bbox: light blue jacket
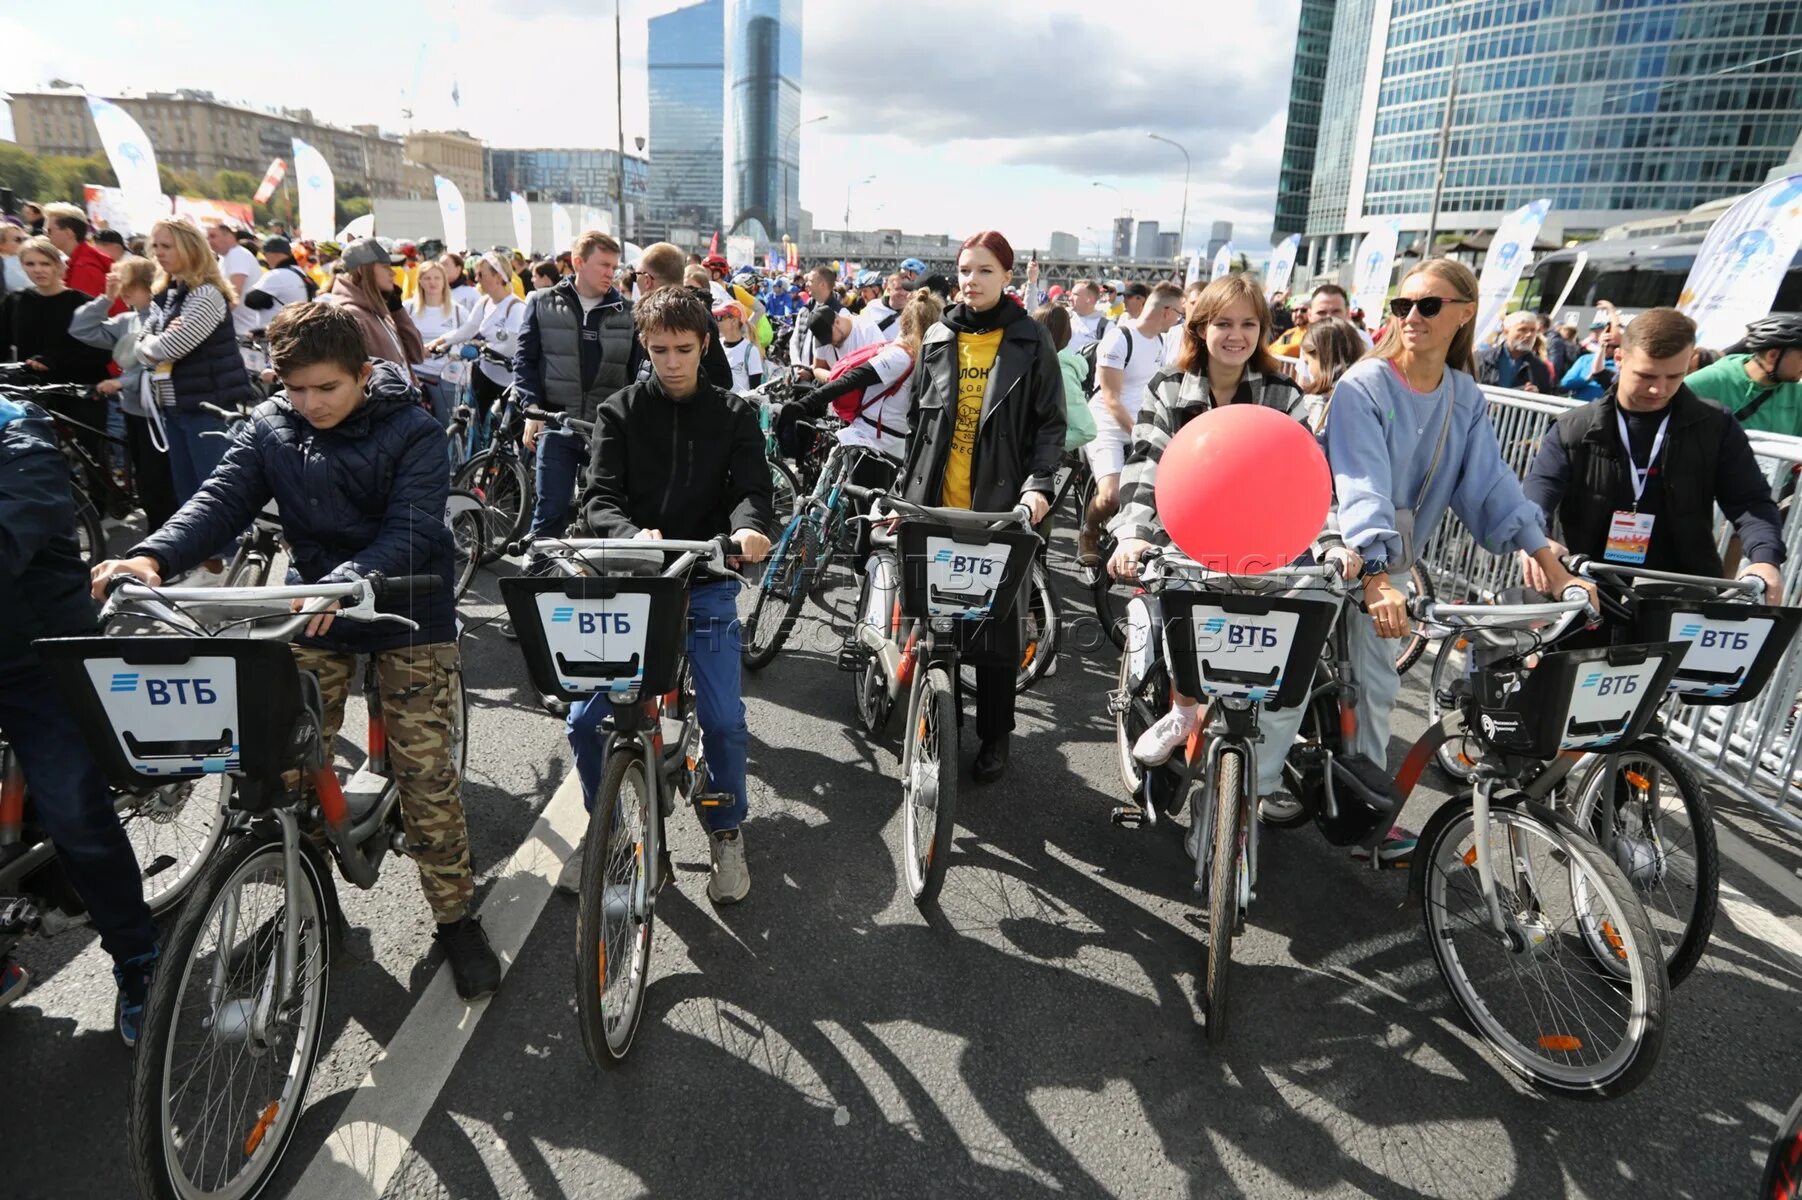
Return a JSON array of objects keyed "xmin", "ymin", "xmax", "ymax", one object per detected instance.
[
  {"xmin": 1325, "ymin": 357, "xmax": 1547, "ymax": 568},
  {"xmin": 68, "ymin": 295, "xmax": 152, "ymax": 415}
]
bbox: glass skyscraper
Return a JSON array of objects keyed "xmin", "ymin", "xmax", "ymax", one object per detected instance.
[
  {"xmin": 724, "ymin": 0, "xmax": 803, "ymax": 240},
  {"xmin": 648, "ymin": 0, "xmax": 725, "ymax": 236},
  {"xmin": 1282, "ymin": 0, "xmax": 1802, "ymax": 273},
  {"xmin": 1273, "ymin": 0, "xmax": 1335, "ymax": 238}
]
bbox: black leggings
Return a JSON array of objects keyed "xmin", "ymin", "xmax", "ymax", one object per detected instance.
[{"xmin": 124, "ymin": 412, "xmax": 179, "ymax": 534}]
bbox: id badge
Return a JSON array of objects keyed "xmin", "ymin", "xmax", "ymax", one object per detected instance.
[{"xmin": 1604, "ymin": 510, "xmax": 1654, "ymax": 564}]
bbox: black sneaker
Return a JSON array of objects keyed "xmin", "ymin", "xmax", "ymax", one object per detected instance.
[
  {"xmin": 434, "ymin": 915, "xmax": 501, "ymax": 1001},
  {"xmin": 539, "ymin": 693, "xmax": 568, "ymax": 717},
  {"xmin": 114, "ymin": 945, "xmax": 160, "ymax": 1048},
  {"xmin": 972, "ymin": 736, "xmax": 1010, "ymax": 784}
]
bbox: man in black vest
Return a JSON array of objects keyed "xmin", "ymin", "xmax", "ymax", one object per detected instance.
[
  {"xmin": 516, "ymin": 230, "xmax": 640, "ymax": 542},
  {"xmin": 1522, "ymin": 307, "xmax": 1785, "ymax": 605}
]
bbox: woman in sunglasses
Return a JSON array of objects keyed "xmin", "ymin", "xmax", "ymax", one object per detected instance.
[{"xmin": 1322, "ymin": 258, "xmax": 1593, "ymax": 863}]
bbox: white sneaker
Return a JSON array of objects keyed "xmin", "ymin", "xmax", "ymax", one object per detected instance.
[
  {"xmin": 1258, "ymin": 792, "xmax": 1306, "ymax": 823},
  {"xmin": 707, "ymin": 829, "xmax": 750, "ymax": 905},
  {"xmin": 1133, "ymin": 705, "xmax": 1199, "ymax": 767},
  {"xmin": 554, "ymin": 835, "xmax": 585, "ymax": 895}
]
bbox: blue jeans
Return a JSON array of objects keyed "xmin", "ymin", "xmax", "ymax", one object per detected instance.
[
  {"xmin": 528, "ymin": 425, "xmax": 587, "ymax": 540},
  {"xmin": 164, "ymin": 407, "xmax": 230, "ymax": 505},
  {"xmin": 0, "ymin": 658, "xmax": 157, "ymax": 967},
  {"xmin": 566, "ymin": 580, "xmax": 748, "ymax": 831}
]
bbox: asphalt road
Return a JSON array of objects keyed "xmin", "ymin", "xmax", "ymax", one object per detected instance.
[{"xmin": 11, "ymin": 535, "xmax": 1802, "ymax": 1199}]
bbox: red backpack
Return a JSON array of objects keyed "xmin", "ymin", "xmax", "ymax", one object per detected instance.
[{"xmin": 826, "ymin": 342, "xmax": 911, "ymax": 431}]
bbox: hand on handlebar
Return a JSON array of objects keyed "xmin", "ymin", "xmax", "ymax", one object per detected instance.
[
  {"xmin": 1322, "ymin": 545, "xmax": 1363, "ymax": 581},
  {"xmin": 1520, "ymin": 539, "xmax": 1566, "ymax": 593},
  {"xmin": 1531, "ymin": 546, "xmax": 1597, "ymax": 616},
  {"xmin": 729, "ymin": 528, "xmax": 771, "ymax": 567},
  {"xmin": 1020, "ymin": 490, "xmax": 1051, "ymax": 527},
  {"xmin": 1743, "ymin": 561, "xmax": 1784, "ymax": 606},
  {"xmin": 1109, "ymin": 537, "xmax": 1152, "ymax": 581},
  {"xmin": 90, "ymin": 555, "xmax": 162, "ymax": 600},
  {"xmin": 292, "ymin": 598, "xmax": 339, "ymax": 639},
  {"xmin": 522, "ymin": 418, "xmax": 543, "ymax": 452}
]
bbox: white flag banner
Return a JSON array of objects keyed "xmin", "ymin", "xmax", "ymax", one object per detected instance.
[
  {"xmin": 336, "ymin": 214, "xmax": 375, "ymax": 242},
  {"xmin": 726, "ymin": 235, "xmax": 755, "ymax": 269},
  {"xmin": 1472, "ymin": 198, "xmax": 1552, "ymax": 347},
  {"xmin": 1549, "ymin": 249, "xmax": 1589, "ymax": 324},
  {"xmin": 1184, "ymin": 251, "xmax": 1203, "ymax": 287},
  {"xmin": 1679, "ymin": 174, "xmax": 1802, "ymax": 350},
  {"xmin": 1211, "ymin": 243, "xmax": 1234, "ymax": 281},
  {"xmin": 1264, "ymin": 234, "xmax": 1301, "ymax": 302},
  {"xmin": 291, "ymin": 138, "xmax": 335, "ymax": 244},
  {"xmin": 552, "ymin": 205, "xmax": 574, "ymax": 253},
  {"xmin": 434, "ymin": 176, "xmax": 467, "ymax": 253},
  {"xmin": 1351, "ymin": 218, "xmax": 1402, "ymax": 330},
  {"xmin": 85, "ymin": 96, "xmax": 165, "ymax": 235},
  {"xmin": 509, "ymin": 192, "xmax": 533, "ymax": 254}
]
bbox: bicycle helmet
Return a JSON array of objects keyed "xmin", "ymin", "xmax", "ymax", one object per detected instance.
[
  {"xmin": 900, "ymin": 257, "xmax": 926, "ymax": 275},
  {"xmin": 1742, "ymin": 314, "xmax": 1802, "ymax": 352},
  {"xmin": 854, "ymin": 269, "xmax": 881, "ymax": 288}
]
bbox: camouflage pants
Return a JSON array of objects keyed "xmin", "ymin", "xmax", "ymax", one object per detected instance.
[{"xmin": 291, "ymin": 642, "xmax": 473, "ymax": 923}]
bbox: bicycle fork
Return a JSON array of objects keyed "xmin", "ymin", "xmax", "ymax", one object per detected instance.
[{"xmin": 205, "ymin": 809, "xmax": 308, "ymax": 1053}]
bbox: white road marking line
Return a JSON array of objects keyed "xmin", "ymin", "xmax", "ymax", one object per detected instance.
[
  {"xmin": 289, "ymin": 772, "xmax": 588, "ymax": 1200},
  {"xmin": 1715, "ymin": 822, "xmax": 1802, "ymax": 911}
]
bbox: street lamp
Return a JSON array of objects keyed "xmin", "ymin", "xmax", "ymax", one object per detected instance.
[
  {"xmin": 1147, "ymin": 132, "xmax": 1191, "ymax": 256},
  {"xmin": 845, "ymin": 174, "xmax": 876, "ymax": 250},
  {"xmin": 782, "ymin": 114, "xmax": 828, "ymax": 241}
]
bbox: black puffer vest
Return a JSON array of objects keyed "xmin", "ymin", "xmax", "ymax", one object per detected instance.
[
  {"xmin": 1552, "ymin": 386, "xmax": 1727, "ymax": 576},
  {"xmin": 531, "ymin": 280, "xmax": 635, "ymax": 423},
  {"xmin": 154, "ymin": 283, "xmax": 255, "ymax": 413}
]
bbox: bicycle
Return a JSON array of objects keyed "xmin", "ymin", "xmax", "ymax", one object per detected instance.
[
  {"xmin": 1, "ymin": 380, "xmax": 121, "ymax": 564},
  {"xmin": 451, "ymin": 351, "xmax": 535, "ymax": 564},
  {"xmin": 1289, "ymin": 589, "xmax": 1680, "ymax": 1096},
  {"xmin": 501, "ymin": 534, "xmax": 741, "ymax": 1065},
  {"xmin": 742, "ymin": 439, "xmax": 895, "ymax": 670},
  {"xmin": 54, "ymin": 573, "xmax": 463, "ymax": 1200},
  {"xmin": 838, "ymin": 489, "xmax": 1040, "ymax": 904},
  {"xmin": 742, "ymin": 377, "xmax": 805, "ymax": 518},
  {"xmin": 1424, "ymin": 559, "xmax": 1801, "ymax": 985},
  {"xmin": 1116, "ymin": 551, "xmax": 1344, "ymax": 1040}
]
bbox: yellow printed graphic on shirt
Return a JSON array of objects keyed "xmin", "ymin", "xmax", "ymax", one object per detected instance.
[{"xmin": 940, "ymin": 328, "xmax": 1004, "ymax": 509}]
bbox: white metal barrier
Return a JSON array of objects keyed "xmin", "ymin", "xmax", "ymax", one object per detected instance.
[{"xmin": 1419, "ymin": 384, "xmax": 1802, "ymax": 833}]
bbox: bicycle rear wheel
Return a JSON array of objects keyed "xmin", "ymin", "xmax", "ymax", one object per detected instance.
[
  {"xmin": 70, "ymin": 480, "xmax": 105, "ymax": 568},
  {"xmin": 1569, "ymin": 739, "xmax": 1716, "ymax": 987},
  {"xmin": 447, "ymin": 489, "xmax": 486, "ymax": 601},
  {"xmin": 1115, "ymin": 656, "xmax": 1187, "ymax": 817},
  {"xmin": 1419, "ymin": 796, "xmax": 1668, "ymax": 1098},
  {"xmin": 1203, "ymin": 749, "xmax": 1246, "ymax": 1045},
  {"xmin": 453, "ymin": 450, "xmax": 531, "ymax": 563},
  {"xmin": 1427, "ymin": 635, "xmax": 1483, "ymax": 782},
  {"xmin": 119, "ymin": 777, "xmax": 230, "ymax": 916},
  {"xmin": 770, "ymin": 457, "xmax": 803, "ymax": 519},
  {"xmin": 129, "ymin": 831, "xmax": 332, "ymax": 1200},
  {"xmin": 1015, "ymin": 560, "xmax": 1060, "ymax": 692},
  {"xmin": 741, "ymin": 521, "xmax": 816, "ymax": 670},
  {"xmin": 576, "ymin": 747, "xmax": 656, "ymax": 1067},
  {"xmin": 902, "ymin": 667, "xmax": 958, "ymax": 905},
  {"xmin": 1394, "ymin": 563, "xmax": 1435, "ymax": 675}
]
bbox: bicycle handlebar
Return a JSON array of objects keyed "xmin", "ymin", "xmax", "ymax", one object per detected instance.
[
  {"xmin": 101, "ymin": 573, "xmax": 434, "ymax": 638},
  {"xmin": 1570, "ymin": 555, "xmax": 1765, "ymax": 600},
  {"xmin": 199, "ymin": 401, "xmax": 249, "ymax": 424},
  {"xmin": 843, "ymin": 486, "xmax": 1032, "ymax": 531},
  {"xmin": 518, "ymin": 408, "xmax": 596, "ymax": 435},
  {"xmin": 1416, "ymin": 587, "xmax": 1593, "ymax": 644},
  {"xmin": 511, "ymin": 535, "xmax": 742, "ymax": 579},
  {"xmin": 1139, "ymin": 548, "xmax": 1347, "ymax": 588}
]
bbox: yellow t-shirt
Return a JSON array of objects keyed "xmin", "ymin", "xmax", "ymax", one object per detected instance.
[
  {"xmin": 940, "ymin": 328, "xmax": 1004, "ymax": 509},
  {"xmin": 1270, "ymin": 325, "xmax": 1305, "ymax": 358}
]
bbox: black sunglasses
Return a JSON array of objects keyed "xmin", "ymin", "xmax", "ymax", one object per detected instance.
[{"xmin": 1388, "ymin": 295, "xmax": 1469, "ymax": 319}]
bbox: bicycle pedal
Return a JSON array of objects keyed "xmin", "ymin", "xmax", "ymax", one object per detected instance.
[
  {"xmin": 1110, "ymin": 804, "xmax": 1147, "ymax": 829},
  {"xmin": 0, "ymin": 896, "xmax": 42, "ymax": 936},
  {"xmin": 836, "ymin": 643, "xmax": 871, "ymax": 672},
  {"xmin": 1105, "ymin": 689, "xmax": 1131, "ymax": 717},
  {"xmin": 692, "ymin": 791, "xmax": 735, "ymax": 810}
]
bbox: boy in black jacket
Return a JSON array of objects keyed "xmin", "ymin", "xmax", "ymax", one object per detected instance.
[{"xmin": 561, "ymin": 287, "xmax": 774, "ymax": 903}]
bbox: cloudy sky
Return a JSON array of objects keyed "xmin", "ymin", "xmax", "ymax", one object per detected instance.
[{"xmin": 2, "ymin": 0, "xmax": 1301, "ymax": 254}]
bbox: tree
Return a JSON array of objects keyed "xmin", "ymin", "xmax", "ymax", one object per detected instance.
[
  {"xmin": 211, "ymin": 170, "xmax": 261, "ymax": 202},
  {"xmin": 0, "ymin": 144, "xmax": 49, "ymax": 205},
  {"xmin": 37, "ymin": 154, "xmax": 115, "ymax": 204},
  {"xmin": 336, "ymin": 195, "xmax": 373, "ymax": 227}
]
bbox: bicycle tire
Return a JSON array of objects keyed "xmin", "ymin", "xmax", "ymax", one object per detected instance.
[
  {"xmin": 118, "ymin": 777, "xmax": 231, "ymax": 916},
  {"xmin": 1204, "ymin": 749, "xmax": 1246, "ymax": 1045},
  {"xmin": 1568, "ymin": 738, "xmax": 1717, "ymax": 988},
  {"xmin": 1115, "ymin": 657, "xmax": 1186, "ymax": 817},
  {"xmin": 129, "ymin": 831, "xmax": 333, "ymax": 1200},
  {"xmin": 445, "ymin": 419, "xmax": 472, "ymax": 476},
  {"xmin": 576, "ymin": 746, "xmax": 656, "ymax": 1067},
  {"xmin": 448, "ymin": 489, "xmax": 486, "ymax": 601},
  {"xmin": 770, "ymin": 457, "xmax": 803, "ymax": 519},
  {"xmin": 224, "ymin": 549, "xmax": 273, "ymax": 590},
  {"xmin": 1419, "ymin": 796, "xmax": 1668, "ymax": 1098},
  {"xmin": 852, "ymin": 569, "xmax": 895, "ymax": 737},
  {"xmin": 1394, "ymin": 563, "xmax": 1436, "ymax": 675},
  {"xmin": 453, "ymin": 450, "xmax": 531, "ymax": 564},
  {"xmin": 741, "ymin": 520, "xmax": 816, "ymax": 670},
  {"xmin": 1427, "ymin": 635, "xmax": 1483, "ymax": 782},
  {"xmin": 70, "ymin": 480, "xmax": 105, "ymax": 568},
  {"xmin": 1763, "ymin": 1088, "xmax": 1802, "ymax": 1200},
  {"xmin": 1015, "ymin": 560, "xmax": 1060, "ymax": 693},
  {"xmin": 903, "ymin": 667, "xmax": 958, "ymax": 905}
]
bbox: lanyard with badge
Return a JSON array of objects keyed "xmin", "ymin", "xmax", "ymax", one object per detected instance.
[{"xmin": 1604, "ymin": 409, "xmax": 1669, "ymax": 564}]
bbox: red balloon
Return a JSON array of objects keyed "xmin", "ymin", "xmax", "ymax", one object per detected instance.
[{"xmin": 1152, "ymin": 404, "xmax": 1332, "ymax": 573}]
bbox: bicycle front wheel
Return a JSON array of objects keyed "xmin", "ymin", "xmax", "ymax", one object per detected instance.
[
  {"xmin": 70, "ymin": 480, "xmax": 105, "ymax": 568},
  {"xmin": 741, "ymin": 520, "xmax": 816, "ymax": 670},
  {"xmin": 902, "ymin": 667, "xmax": 958, "ymax": 905},
  {"xmin": 129, "ymin": 831, "xmax": 333, "ymax": 1200},
  {"xmin": 1420, "ymin": 798, "xmax": 1668, "ymax": 1098},
  {"xmin": 1569, "ymin": 739, "xmax": 1716, "ymax": 987},
  {"xmin": 448, "ymin": 488, "xmax": 486, "ymax": 601},
  {"xmin": 770, "ymin": 457, "xmax": 803, "ymax": 519},
  {"xmin": 576, "ymin": 746, "xmax": 657, "ymax": 1067},
  {"xmin": 453, "ymin": 450, "xmax": 531, "ymax": 563},
  {"xmin": 1203, "ymin": 749, "xmax": 1246, "ymax": 1045}
]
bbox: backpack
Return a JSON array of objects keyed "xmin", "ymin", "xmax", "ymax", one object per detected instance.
[
  {"xmin": 826, "ymin": 342, "xmax": 910, "ymax": 431},
  {"xmin": 1079, "ymin": 321, "xmax": 1130, "ymax": 398}
]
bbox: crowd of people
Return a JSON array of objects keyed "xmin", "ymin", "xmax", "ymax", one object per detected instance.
[{"xmin": 2, "ymin": 200, "xmax": 1800, "ymax": 1050}]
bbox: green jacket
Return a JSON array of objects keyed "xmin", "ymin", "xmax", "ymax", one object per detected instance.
[{"xmin": 1685, "ymin": 353, "xmax": 1802, "ymax": 438}]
